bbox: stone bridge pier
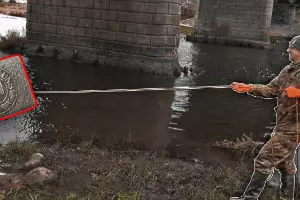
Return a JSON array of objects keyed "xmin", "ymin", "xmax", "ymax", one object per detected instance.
[
  {"xmin": 194, "ymin": 0, "xmax": 274, "ymax": 48},
  {"xmin": 26, "ymin": 0, "xmax": 181, "ymax": 75}
]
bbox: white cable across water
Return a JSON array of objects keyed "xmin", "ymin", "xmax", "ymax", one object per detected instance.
[{"xmin": 34, "ymin": 85, "xmax": 232, "ymax": 94}]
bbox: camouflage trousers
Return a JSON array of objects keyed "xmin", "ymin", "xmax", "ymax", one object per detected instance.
[{"xmin": 254, "ymin": 131, "xmax": 299, "ymax": 175}]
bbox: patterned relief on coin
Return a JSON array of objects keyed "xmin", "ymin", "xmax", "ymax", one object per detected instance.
[{"xmin": 0, "ymin": 68, "xmax": 17, "ymax": 115}]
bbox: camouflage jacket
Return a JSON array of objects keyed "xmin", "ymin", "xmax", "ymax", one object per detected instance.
[{"xmin": 248, "ymin": 60, "xmax": 300, "ymax": 133}]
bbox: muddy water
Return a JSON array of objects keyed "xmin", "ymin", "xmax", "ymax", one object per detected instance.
[
  {"xmin": 0, "ymin": 14, "xmax": 293, "ymax": 162},
  {"xmin": 0, "ymin": 38, "xmax": 291, "ymax": 164}
]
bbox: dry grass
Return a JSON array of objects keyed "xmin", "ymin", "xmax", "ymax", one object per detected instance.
[
  {"xmin": 212, "ymin": 133, "xmax": 264, "ymax": 159},
  {"xmin": 0, "ymin": 2, "xmax": 26, "ymax": 17},
  {"xmin": 0, "ymin": 29, "xmax": 26, "ymax": 51},
  {"xmin": 0, "ymin": 137, "xmax": 278, "ymax": 200}
]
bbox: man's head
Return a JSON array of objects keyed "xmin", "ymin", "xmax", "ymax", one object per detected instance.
[{"xmin": 288, "ymin": 35, "xmax": 300, "ymax": 62}]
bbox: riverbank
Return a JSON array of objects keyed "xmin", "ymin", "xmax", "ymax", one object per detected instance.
[
  {"xmin": 0, "ymin": 136, "xmax": 278, "ymax": 200},
  {"xmin": 0, "ymin": 29, "xmax": 25, "ymax": 52},
  {"xmin": 0, "ymin": 2, "xmax": 26, "ymax": 17}
]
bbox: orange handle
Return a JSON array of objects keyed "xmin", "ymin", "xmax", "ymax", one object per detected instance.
[{"xmin": 231, "ymin": 82, "xmax": 251, "ymax": 93}]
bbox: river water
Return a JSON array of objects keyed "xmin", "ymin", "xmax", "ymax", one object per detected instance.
[{"xmin": 0, "ymin": 15, "xmax": 292, "ymax": 164}]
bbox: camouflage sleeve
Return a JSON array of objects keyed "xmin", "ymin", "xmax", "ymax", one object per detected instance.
[
  {"xmin": 246, "ymin": 65, "xmax": 290, "ymax": 98},
  {"xmin": 247, "ymin": 76, "xmax": 279, "ymax": 98}
]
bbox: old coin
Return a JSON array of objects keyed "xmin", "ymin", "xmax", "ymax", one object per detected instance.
[{"xmin": 0, "ymin": 55, "xmax": 37, "ymax": 119}]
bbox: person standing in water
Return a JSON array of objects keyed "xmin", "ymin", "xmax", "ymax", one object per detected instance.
[{"xmin": 230, "ymin": 35, "xmax": 300, "ymax": 200}]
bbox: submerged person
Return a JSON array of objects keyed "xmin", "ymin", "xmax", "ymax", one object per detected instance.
[{"xmin": 230, "ymin": 35, "xmax": 300, "ymax": 200}]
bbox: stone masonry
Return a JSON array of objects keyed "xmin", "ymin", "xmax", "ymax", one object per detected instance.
[
  {"xmin": 26, "ymin": 0, "xmax": 181, "ymax": 75},
  {"xmin": 194, "ymin": 0, "xmax": 274, "ymax": 48}
]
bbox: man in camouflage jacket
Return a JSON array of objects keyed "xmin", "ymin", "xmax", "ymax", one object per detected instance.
[{"xmin": 230, "ymin": 35, "xmax": 300, "ymax": 200}]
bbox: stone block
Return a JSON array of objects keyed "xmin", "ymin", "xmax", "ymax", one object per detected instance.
[
  {"xmin": 63, "ymin": 17, "xmax": 78, "ymax": 26},
  {"xmin": 144, "ymin": 3, "xmax": 168, "ymax": 14},
  {"xmin": 151, "ymin": 36, "xmax": 167, "ymax": 47},
  {"xmin": 166, "ymin": 36, "xmax": 178, "ymax": 47},
  {"xmin": 31, "ymin": 23, "xmax": 44, "ymax": 32},
  {"xmin": 117, "ymin": 32, "xmax": 150, "ymax": 45},
  {"xmin": 51, "ymin": 0, "xmax": 65, "ymax": 6},
  {"xmin": 65, "ymin": 0, "xmax": 93, "ymax": 8},
  {"xmin": 94, "ymin": 0, "xmax": 109, "ymax": 10},
  {"xmin": 44, "ymin": 0, "xmax": 51, "ymax": 5},
  {"xmin": 57, "ymin": 26, "xmax": 72, "ymax": 35},
  {"xmin": 94, "ymin": 20, "xmax": 108, "ymax": 29},
  {"xmin": 27, "ymin": 14, "xmax": 38, "ymax": 22},
  {"xmin": 44, "ymin": 6, "xmax": 58, "ymax": 15},
  {"xmin": 98, "ymin": 30, "xmax": 117, "ymax": 41},
  {"xmin": 31, "ymin": 5, "xmax": 43, "ymax": 14},
  {"xmin": 77, "ymin": 37, "xmax": 93, "ymax": 47},
  {"xmin": 107, "ymin": 41, "xmax": 141, "ymax": 54},
  {"xmin": 37, "ymin": 14, "xmax": 51, "ymax": 24},
  {"xmin": 79, "ymin": 0, "xmax": 94, "ymax": 8},
  {"xmin": 126, "ymin": 2, "xmax": 144, "ymax": 12},
  {"xmin": 84, "ymin": 29, "xmax": 94, "ymax": 37},
  {"xmin": 44, "ymin": 24, "xmax": 57, "ymax": 33},
  {"xmin": 142, "ymin": 24, "xmax": 168, "ymax": 35},
  {"xmin": 89, "ymin": 10, "xmax": 101, "ymax": 19},
  {"xmin": 152, "ymin": 14, "xmax": 180, "ymax": 25},
  {"xmin": 117, "ymin": 12, "xmax": 130, "ymax": 22},
  {"xmin": 167, "ymin": 26, "xmax": 179, "ymax": 36},
  {"xmin": 71, "ymin": 8, "xmax": 86, "ymax": 18},
  {"xmin": 71, "ymin": 27, "xmax": 85, "ymax": 37},
  {"xmin": 78, "ymin": 19, "xmax": 93, "ymax": 28},
  {"xmin": 168, "ymin": 3, "xmax": 181, "ymax": 15},
  {"xmin": 110, "ymin": 0, "xmax": 126, "ymax": 11},
  {"xmin": 126, "ymin": 23, "xmax": 143, "ymax": 34},
  {"xmin": 131, "ymin": 13, "xmax": 152, "ymax": 24},
  {"xmin": 50, "ymin": 34, "xmax": 77, "ymax": 46},
  {"xmin": 90, "ymin": 39, "xmax": 107, "ymax": 50},
  {"xmin": 141, "ymin": 46, "xmax": 167, "ymax": 57},
  {"xmin": 102, "ymin": 10, "xmax": 118, "ymax": 21},
  {"xmin": 107, "ymin": 22, "xmax": 126, "ymax": 32},
  {"xmin": 58, "ymin": 7, "xmax": 71, "ymax": 16},
  {"xmin": 27, "ymin": 31, "xmax": 49, "ymax": 42},
  {"xmin": 51, "ymin": 16, "xmax": 64, "ymax": 25}
]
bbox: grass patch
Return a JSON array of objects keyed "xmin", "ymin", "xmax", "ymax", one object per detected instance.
[
  {"xmin": 0, "ymin": 29, "xmax": 26, "ymax": 51},
  {"xmin": 212, "ymin": 133, "xmax": 264, "ymax": 159},
  {"xmin": 0, "ymin": 138, "xmax": 278, "ymax": 200},
  {"xmin": 0, "ymin": 140, "xmax": 40, "ymax": 163}
]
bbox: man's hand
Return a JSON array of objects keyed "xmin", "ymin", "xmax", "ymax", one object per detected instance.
[
  {"xmin": 285, "ymin": 86, "xmax": 300, "ymax": 98},
  {"xmin": 231, "ymin": 82, "xmax": 252, "ymax": 93}
]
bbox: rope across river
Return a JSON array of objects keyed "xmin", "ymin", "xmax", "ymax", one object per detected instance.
[{"xmin": 34, "ymin": 85, "xmax": 232, "ymax": 94}]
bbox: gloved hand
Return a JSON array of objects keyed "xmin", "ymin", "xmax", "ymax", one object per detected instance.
[
  {"xmin": 231, "ymin": 82, "xmax": 252, "ymax": 93},
  {"xmin": 285, "ymin": 86, "xmax": 300, "ymax": 98}
]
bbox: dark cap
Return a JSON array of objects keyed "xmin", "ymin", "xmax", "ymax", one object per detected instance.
[{"xmin": 289, "ymin": 35, "xmax": 300, "ymax": 50}]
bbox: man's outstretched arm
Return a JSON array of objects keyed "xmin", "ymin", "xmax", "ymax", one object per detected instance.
[
  {"xmin": 231, "ymin": 65, "xmax": 290, "ymax": 98},
  {"xmin": 231, "ymin": 76, "xmax": 279, "ymax": 99},
  {"xmin": 248, "ymin": 76, "xmax": 280, "ymax": 98}
]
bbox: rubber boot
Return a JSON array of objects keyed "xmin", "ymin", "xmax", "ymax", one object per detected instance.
[
  {"xmin": 280, "ymin": 172, "xmax": 295, "ymax": 200},
  {"xmin": 230, "ymin": 171, "xmax": 269, "ymax": 200}
]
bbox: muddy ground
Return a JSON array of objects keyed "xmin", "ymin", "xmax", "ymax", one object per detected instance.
[{"xmin": 0, "ymin": 136, "xmax": 280, "ymax": 200}]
